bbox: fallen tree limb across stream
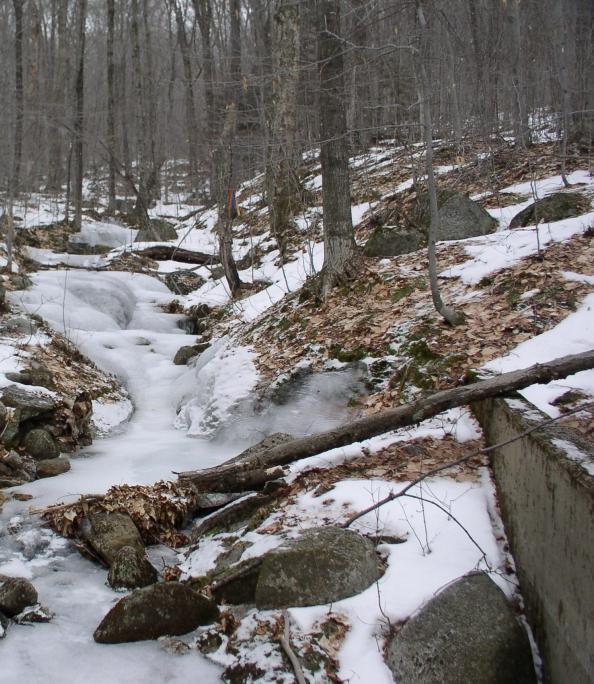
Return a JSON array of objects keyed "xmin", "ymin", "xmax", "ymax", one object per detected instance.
[
  {"xmin": 134, "ymin": 245, "xmax": 219, "ymax": 265},
  {"xmin": 177, "ymin": 350, "xmax": 594, "ymax": 492}
]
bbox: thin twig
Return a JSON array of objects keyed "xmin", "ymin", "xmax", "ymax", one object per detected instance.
[
  {"xmin": 343, "ymin": 401, "xmax": 593, "ymax": 528},
  {"xmin": 279, "ymin": 610, "xmax": 307, "ymax": 684}
]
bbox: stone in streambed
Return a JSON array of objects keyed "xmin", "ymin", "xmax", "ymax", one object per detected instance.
[
  {"xmin": 23, "ymin": 428, "xmax": 60, "ymax": 460},
  {"xmin": 0, "ymin": 577, "xmax": 38, "ymax": 617},
  {"xmin": 35, "ymin": 457, "xmax": 71, "ymax": 478},
  {"xmin": 79, "ymin": 511, "xmax": 145, "ymax": 566},
  {"xmin": 107, "ymin": 546, "xmax": 158, "ymax": 590},
  {"xmin": 93, "ymin": 582, "xmax": 219, "ymax": 643}
]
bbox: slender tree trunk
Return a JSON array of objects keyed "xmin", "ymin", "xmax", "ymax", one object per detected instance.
[
  {"xmin": 47, "ymin": 0, "xmax": 69, "ymax": 192},
  {"xmin": 416, "ymin": 1, "xmax": 463, "ymax": 326},
  {"xmin": 267, "ymin": 0, "xmax": 301, "ymax": 257},
  {"xmin": 12, "ymin": 0, "xmax": 24, "ymax": 195},
  {"xmin": 506, "ymin": 0, "xmax": 529, "ymax": 148},
  {"xmin": 317, "ymin": 0, "xmax": 358, "ymax": 300},
  {"xmin": 73, "ymin": 0, "xmax": 87, "ymax": 231},
  {"xmin": 106, "ymin": 0, "xmax": 117, "ymax": 212},
  {"xmin": 172, "ymin": 0, "xmax": 199, "ymax": 192}
]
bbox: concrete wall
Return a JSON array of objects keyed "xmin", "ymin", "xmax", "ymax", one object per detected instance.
[{"xmin": 473, "ymin": 396, "xmax": 594, "ymax": 684}]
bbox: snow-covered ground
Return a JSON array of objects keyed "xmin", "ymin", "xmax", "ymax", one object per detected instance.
[{"xmin": 0, "ymin": 153, "xmax": 592, "ymax": 682}]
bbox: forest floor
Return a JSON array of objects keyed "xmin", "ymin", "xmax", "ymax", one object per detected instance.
[{"xmin": 0, "ymin": 134, "xmax": 593, "ymax": 683}]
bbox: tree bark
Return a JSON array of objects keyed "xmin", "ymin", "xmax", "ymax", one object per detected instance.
[
  {"xmin": 106, "ymin": 0, "xmax": 117, "ymax": 212},
  {"xmin": 178, "ymin": 349, "xmax": 594, "ymax": 490},
  {"xmin": 172, "ymin": 0, "xmax": 199, "ymax": 192},
  {"xmin": 73, "ymin": 0, "xmax": 88, "ymax": 231},
  {"xmin": 317, "ymin": 0, "xmax": 358, "ymax": 300},
  {"xmin": 416, "ymin": 2, "xmax": 463, "ymax": 326},
  {"xmin": 11, "ymin": 0, "xmax": 24, "ymax": 195},
  {"xmin": 267, "ymin": 0, "xmax": 301, "ymax": 258}
]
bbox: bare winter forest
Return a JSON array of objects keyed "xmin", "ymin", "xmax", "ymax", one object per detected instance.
[{"xmin": 0, "ymin": 2, "xmax": 593, "ymax": 683}]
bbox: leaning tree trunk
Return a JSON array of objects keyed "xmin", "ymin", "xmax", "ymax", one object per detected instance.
[
  {"xmin": 318, "ymin": 0, "xmax": 358, "ymax": 300},
  {"xmin": 267, "ymin": 0, "xmax": 301, "ymax": 258},
  {"xmin": 416, "ymin": 2, "xmax": 463, "ymax": 326},
  {"xmin": 72, "ymin": 0, "xmax": 87, "ymax": 232}
]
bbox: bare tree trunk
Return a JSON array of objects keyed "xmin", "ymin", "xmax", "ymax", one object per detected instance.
[
  {"xmin": 11, "ymin": 0, "xmax": 24, "ymax": 196},
  {"xmin": 267, "ymin": 0, "xmax": 301, "ymax": 257},
  {"xmin": 318, "ymin": 0, "xmax": 358, "ymax": 300},
  {"xmin": 106, "ymin": 0, "xmax": 117, "ymax": 212},
  {"xmin": 47, "ymin": 0, "xmax": 69, "ymax": 192},
  {"xmin": 73, "ymin": 0, "xmax": 87, "ymax": 231},
  {"xmin": 505, "ymin": 0, "xmax": 529, "ymax": 147},
  {"xmin": 416, "ymin": 1, "xmax": 463, "ymax": 326},
  {"xmin": 194, "ymin": 0, "xmax": 216, "ymax": 200},
  {"xmin": 172, "ymin": 0, "xmax": 199, "ymax": 192}
]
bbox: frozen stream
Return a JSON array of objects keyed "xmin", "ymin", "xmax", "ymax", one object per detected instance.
[{"xmin": 1, "ymin": 270, "xmax": 230, "ymax": 682}]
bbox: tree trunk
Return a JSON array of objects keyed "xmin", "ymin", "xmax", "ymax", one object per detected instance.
[
  {"xmin": 172, "ymin": 0, "xmax": 199, "ymax": 192},
  {"xmin": 106, "ymin": 0, "xmax": 117, "ymax": 212},
  {"xmin": 416, "ymin": 2, "xmax": 463, "ymax": 327},
  {"xmin": 11, "ymin": 0, "xmax": 24, "ymax": 195},
  {"xmin": 73, "ymin": 0, "xmax": 87, "ymax": 232},
  {"xmin": 178, "ymin": 349, "xmax": 594, "ymax": 491},
  {"xmin": 317, "ymin": 0, "xmax": 358, "ymax": 300},
  {"xmin": 47, "ymin": 0, "xmax": 69, "ymax": 192},
  {"xmin": 267, "ymin": 0, "xmax": 301, "ymax": 258},
  {"xmin": 505, "ymin": 0, "xmax": 529, "ymax": 147}
]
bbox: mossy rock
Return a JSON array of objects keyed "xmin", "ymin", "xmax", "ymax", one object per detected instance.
[
  {"xmin": 509, "ymin": 192, "xmax": 591, "ymax": 228},
  {"xmin": 23, "ymin": 428, "xmax": 59, "ymax": 460},
  {"xmin": 0, "ymin": 577, "xmax": 38, "ymax": 618},
  {"xmin": 93, "ymin": 582, "xmax": 219, "ymax": 643},
  {"xmin": 36, "ymin": 457, "xmax": 71, "ymax": 478},
  {"xmin": 363, "ymin": 225, "xmax": 421, "ymax": 257},
  {"xmin": 385, "ymin": 573, "xmax": 536, "ymax": 684},
  {"xmin": 79, "ymin": 511, "xmax": 145, "ymax": 566},
  {"xmin": 255, "ymin": 526, "xmax": 381, "ymax": 609},
  {"xmin": 134, "ymin": 219, "xmax": 178, "ymax": 242},
  {"xmin": 107, "ymin": 546, "xmax": 158, "ymax": 590}
]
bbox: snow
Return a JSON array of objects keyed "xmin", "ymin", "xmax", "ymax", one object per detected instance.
[{"xmin": 483, "ymin": 293, "xmax": 594, "ymax": 416}]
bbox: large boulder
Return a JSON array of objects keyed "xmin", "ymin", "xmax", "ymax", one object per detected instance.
[
  {"xmin": 414, "ymin": 190, "xmax": 498, "ymax": 241},
  {"xmin": 0, "ymin": 577, "xmax": 38, "ymax": 617},
  {"xmin": 255, "ymin": 526, "xmax": 381, "ymax": 609},
  {"xmin": 134, "ymin": 219, "xmax": 178, "ymax": 243},
  {"xmin": 79, "ymin": 511, "xmax": 145, "ymax": 566},
  {"xmin": 1, "ymin": 386, "xmax": 58, "ymax": 422},
  {"xmin": 22, "ymin": 428, "xmax": 59, "ymax": 460},
  {"xmin": 93, "ymin": 582, "xmax": 219, "ymax": 643},
  {"xmin": 35, "ymin": 457, "xmax": 71, "ymax": 478},
  {"xmin": 509, "ymin": 192, "xmax": 591, "ymax": 228},
  {"xmin": 385, "ymin": 572, "xmax": 536, "ymax": 684},
  {"xmin": 107, "ymin": 546, "xmax": 158, "ymax": 590},
  {"xmin": 364, "ymin": 225, "xmax": 421, "ymax": 257}
]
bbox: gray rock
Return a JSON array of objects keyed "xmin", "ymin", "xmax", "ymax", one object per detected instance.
[
  {"xmin": 0, "ymin": 577, "xmax": 38, "ymax": 617},
  {"xmin": 196, "ymin": 491, "xmax": 246, "ymax": 510},
  {"xmin": 1, "ymin": 386, "xmax": 58, "ymax": 422},
  {"xmin": 385, "ymin": 572, "xmax": 536, "ymax": 684},
  {"xmin": 164, "ymin": 270, "xmax": 205, "ymax": 295},
  {"xmin": 79, "ymin": 511, "xmax": 145, "ymax": 566},
  {"xmin": 509, "ymin": 192, "xmax": 591, "ymax": 228},
  {"xmin": 173, "ymin": 342, "xmax": 210, "ymax": 366},
  {"xmin": 228, "ymin": 432, "xmax": 295, "ymax": 464},
  {"xmin": 107, "ymin": 546, "xmax": 158, "ymax": 590},
  {"xmin": 9, "ymin": 276, "xmax": 33, "ymax": 291},
  {"xmin": 0, "ymin": 402, "xmax": 8, "ymax": 431},
  {"xmin": 35, "ymin": 457, "xmax": 71, "ymax": 478},
  {"xmin": 23, "ymin": 428, "xmax": 59, "ymax": 460},
  {"xmin": 5, "ymin": 366, "xmax": 55, "ymax": 389},
  {"xmin": 0, "ymin": 315, "xmax": 38, "ymax": 336},
  {"xmin": 255, "ymin": 526, "xmax": 381, "ymax": 609},
  {"xmin": 93, "ymin": 582, "xmax": 219, "ymax": 643},
  {"xmin": 364, "ymin": 225, "xmax": 422, "ymax": 257},
  {"xmin": 135, "ymin": 219, "xmax": 178, "ymax": 242},
  {"xmin": 432, "ymin": 191, "xmax": 498, "ymax": 241}
]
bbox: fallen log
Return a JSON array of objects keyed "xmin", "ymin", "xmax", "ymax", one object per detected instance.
[
  {"xmin": 134, "ymin": 245, "xmax": 218, "ymax": 265},
  {"xmin": 178, "ymin": 350, "xmax": 594, "ymax": 490}
]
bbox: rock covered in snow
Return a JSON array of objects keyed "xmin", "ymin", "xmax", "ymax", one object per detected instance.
[
  {"xmin": 255, "ymin": 526, "xmax": 381, "ymax": 609},
  {"xmin": 0, "ymin": 576, "xmax": 38, "ymax": 618},
  {"xmin": 385, "ymin": 572, "xmax": 536, "ymax": 684},
  {"xmin": 1, "ymin": 386, "xmax": 58, "ymax": 422},
  {"xmin": 93, "ymin": 582, "xmax": 219, "ymax": 643},
  {"xmin": 107, "ymin": 545, "xmax": 158, "ymax": 590},
  {"xmin": 79, "ymin": 511, "xmax": 145, "ymax": 566}
]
